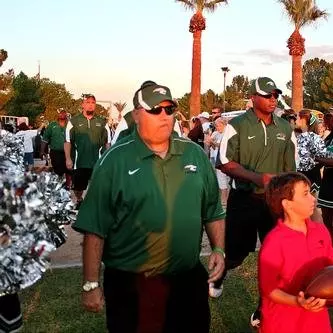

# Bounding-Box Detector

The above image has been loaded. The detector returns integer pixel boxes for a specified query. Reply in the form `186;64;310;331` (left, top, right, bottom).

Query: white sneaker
250;310;261;329
209;282;223;298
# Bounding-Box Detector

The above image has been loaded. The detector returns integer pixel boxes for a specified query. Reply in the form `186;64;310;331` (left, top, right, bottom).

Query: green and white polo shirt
42;121;66;151
65;113;111;169
218;108;296;191
73;129;225;275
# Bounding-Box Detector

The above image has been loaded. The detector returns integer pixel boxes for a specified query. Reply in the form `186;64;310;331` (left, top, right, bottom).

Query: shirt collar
132;128;183;160
247;108;278;126
277;218;316;234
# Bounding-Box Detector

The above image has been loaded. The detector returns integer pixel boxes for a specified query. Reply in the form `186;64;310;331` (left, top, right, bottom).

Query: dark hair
192;117;201;128
299;109;317;132
18;122;29;131
266;172;311;218
324;112;333;131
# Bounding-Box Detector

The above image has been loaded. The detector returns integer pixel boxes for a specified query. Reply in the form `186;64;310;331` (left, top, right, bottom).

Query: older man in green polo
73;81;226;333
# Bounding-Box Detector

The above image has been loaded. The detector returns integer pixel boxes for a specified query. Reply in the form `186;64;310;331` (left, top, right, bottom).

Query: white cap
198;112;210;119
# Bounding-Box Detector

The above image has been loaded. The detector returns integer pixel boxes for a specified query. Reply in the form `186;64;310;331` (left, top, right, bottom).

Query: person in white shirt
15;122;42;170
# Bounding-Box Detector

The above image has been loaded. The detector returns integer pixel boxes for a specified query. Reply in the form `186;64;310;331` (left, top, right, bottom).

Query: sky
2;0;333;114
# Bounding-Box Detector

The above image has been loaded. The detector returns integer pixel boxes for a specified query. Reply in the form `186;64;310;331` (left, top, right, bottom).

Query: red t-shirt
259;219;333;333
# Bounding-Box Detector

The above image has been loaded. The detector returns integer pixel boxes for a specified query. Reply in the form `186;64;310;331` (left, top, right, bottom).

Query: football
305;266;333;304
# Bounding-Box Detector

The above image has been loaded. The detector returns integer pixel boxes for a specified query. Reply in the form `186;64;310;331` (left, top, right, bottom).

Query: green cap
249;77;282;96
133;81;177;110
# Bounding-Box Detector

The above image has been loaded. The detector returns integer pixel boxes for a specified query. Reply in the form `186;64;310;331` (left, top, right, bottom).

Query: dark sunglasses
256;92;279;99
145;105;177;115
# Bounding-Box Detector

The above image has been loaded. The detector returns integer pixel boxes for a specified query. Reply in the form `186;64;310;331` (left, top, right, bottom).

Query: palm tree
113;101;127;122
278;0;328;112
0;49;8;67
176;0;227;117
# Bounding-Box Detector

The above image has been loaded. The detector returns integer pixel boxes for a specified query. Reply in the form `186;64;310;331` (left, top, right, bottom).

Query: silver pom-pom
0;130;75;295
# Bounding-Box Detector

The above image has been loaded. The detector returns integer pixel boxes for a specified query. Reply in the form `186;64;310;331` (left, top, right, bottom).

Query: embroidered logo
184;164;197;173
153;88;167;95
276;133;286;141
128;168;140;175
248;135;256;140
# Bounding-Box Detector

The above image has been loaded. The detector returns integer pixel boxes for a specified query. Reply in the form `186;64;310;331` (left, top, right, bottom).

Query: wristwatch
82;281;99;292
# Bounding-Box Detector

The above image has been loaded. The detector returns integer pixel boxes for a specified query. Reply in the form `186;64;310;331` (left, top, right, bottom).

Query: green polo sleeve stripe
219;123;239;164
42;125;51;143
65;120;73;143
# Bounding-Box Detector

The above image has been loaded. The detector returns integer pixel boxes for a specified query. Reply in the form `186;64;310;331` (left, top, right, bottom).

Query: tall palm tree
278;0;328;112
0;49;8;67
113;101;127;122
176;0;227;117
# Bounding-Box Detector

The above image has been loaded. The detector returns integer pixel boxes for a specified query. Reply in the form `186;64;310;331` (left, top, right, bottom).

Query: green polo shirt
42;121;66;151
218;109;296;191
65;113;110;169
73;129;225;276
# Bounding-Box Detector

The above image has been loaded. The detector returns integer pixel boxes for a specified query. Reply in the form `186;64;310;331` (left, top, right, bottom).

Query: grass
20;254;260;333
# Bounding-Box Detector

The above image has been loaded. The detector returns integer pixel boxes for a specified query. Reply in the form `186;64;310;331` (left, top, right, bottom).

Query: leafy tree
200;89;223;113
5;72;44;125
39;78;74;122
0;49;8;67
315;63;333;111
177;93;191;119
176;0;228;117
278;0;328;112
0;69;15;112
224;75;250;111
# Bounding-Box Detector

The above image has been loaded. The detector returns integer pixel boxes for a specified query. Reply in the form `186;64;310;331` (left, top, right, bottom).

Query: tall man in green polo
73;81;226;333
64;94;111;209
215;77;296;328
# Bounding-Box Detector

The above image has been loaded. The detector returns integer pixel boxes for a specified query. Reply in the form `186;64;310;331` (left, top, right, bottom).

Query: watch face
83;281;98;292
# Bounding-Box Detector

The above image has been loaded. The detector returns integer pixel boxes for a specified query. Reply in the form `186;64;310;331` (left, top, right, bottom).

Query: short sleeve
218;123;239;165
72;164;114;237
284;131;296;172
259;233;283;296
42;125;51;143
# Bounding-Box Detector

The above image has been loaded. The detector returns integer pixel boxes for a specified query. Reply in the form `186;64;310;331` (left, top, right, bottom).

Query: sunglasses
256;92;279;99
145;105;177;115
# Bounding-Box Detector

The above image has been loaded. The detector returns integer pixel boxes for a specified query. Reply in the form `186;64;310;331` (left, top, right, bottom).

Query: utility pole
221;67;230;112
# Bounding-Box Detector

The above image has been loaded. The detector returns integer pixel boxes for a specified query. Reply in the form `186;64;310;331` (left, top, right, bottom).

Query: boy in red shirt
259;172;333;333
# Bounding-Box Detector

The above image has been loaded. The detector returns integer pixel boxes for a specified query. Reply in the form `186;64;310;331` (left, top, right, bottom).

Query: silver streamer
0;131;75;295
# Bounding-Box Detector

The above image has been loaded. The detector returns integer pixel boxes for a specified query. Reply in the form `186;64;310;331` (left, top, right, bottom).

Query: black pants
103;263;210;333
50;149;71;177
0;293;22;333
215;189;275;287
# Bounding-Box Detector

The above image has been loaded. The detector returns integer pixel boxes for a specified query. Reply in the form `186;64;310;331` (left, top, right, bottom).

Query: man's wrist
212;246;226;258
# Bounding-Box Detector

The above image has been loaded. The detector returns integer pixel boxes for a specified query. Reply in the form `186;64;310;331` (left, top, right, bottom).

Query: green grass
20;254;259;333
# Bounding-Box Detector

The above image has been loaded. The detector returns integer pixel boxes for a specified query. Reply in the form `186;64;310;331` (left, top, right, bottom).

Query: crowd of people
1;76;333;333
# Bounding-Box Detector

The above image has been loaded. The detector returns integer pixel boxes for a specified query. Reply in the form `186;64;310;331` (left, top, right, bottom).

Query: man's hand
82;287;104;313
66;158;73;170
253;173;275;189
297;291;326;312
207;252;225;283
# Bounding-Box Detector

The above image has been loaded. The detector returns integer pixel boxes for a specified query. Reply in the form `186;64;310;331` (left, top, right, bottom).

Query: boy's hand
297;291;326;312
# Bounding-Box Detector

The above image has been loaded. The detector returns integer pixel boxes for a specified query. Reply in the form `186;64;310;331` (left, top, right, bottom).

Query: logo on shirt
248;135;256;140
79;123;84;127
96;123;101;127
128;168;140;175
276;133;286;141
184;164;197;173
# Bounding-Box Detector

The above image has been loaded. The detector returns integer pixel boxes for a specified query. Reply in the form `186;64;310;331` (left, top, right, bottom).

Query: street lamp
221;67;230;112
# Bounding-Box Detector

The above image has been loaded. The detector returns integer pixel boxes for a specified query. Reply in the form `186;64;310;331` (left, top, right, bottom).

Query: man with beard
64;94;111;209
215;77;296;328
